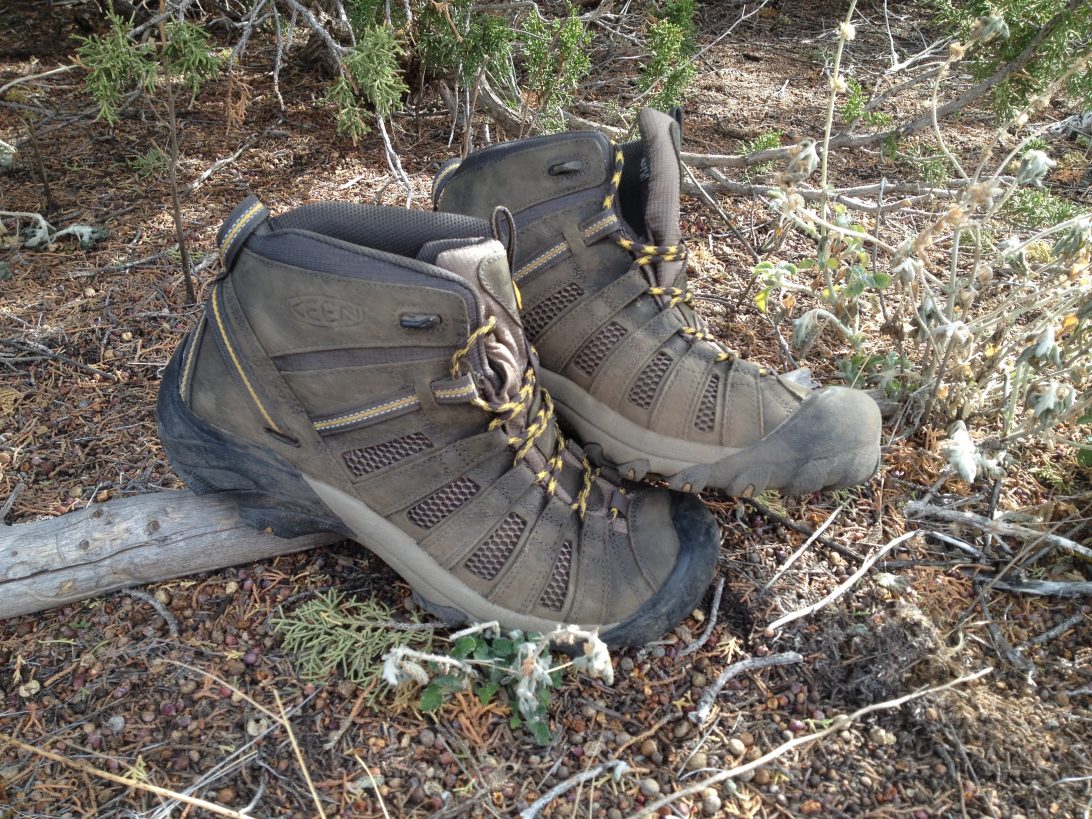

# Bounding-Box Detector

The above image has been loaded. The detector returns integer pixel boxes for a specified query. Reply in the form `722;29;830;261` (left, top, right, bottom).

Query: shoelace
603;145;739;364
450;316;603;519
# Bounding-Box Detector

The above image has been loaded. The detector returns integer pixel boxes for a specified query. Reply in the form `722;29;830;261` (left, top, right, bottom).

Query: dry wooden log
0;490;342;620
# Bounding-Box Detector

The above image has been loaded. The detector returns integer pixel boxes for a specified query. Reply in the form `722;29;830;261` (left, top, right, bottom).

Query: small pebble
619;657;634;672
687;752;708;771
728;738;747;756
418;728;435;747
702;795;722;816
753;769;771;786
107;715;125;733
639;778;660;797
691;672;707;687
639;739;658;757
608;810;623;819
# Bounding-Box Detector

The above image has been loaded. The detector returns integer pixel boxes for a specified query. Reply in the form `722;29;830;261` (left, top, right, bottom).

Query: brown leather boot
157;197;719;645
434;110;882;496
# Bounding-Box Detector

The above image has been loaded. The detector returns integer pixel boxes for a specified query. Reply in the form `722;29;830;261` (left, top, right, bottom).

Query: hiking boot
433;109;882;496
157;196;719;645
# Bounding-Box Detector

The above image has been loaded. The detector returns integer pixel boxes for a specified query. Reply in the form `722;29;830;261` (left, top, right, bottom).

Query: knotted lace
450;316;601;518
602;145;740;364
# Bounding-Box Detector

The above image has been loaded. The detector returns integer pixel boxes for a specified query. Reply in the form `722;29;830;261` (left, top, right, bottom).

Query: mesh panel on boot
523;283;584;339
407;477;480;528
540;541;573;611
628;351;673;409
273;202;490;258
465;512;527;580
695;375;719;432
343;432;433;477
573;323;627;376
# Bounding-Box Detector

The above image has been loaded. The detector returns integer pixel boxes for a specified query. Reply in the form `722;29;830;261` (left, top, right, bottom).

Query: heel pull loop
217;196;270;274
490;206;517;274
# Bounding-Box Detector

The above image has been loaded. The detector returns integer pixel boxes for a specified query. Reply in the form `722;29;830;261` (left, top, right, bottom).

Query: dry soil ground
1;0;1090;817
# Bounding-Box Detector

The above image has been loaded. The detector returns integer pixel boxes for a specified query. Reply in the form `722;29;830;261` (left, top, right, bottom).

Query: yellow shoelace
603;145;738;364
450;317;601;518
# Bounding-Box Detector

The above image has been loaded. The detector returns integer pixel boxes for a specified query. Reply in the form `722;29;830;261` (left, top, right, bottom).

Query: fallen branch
766;531;919;632
630;667;993;818
907;500;1092;563
0;490;341;620
690;652;804;725
678;575;725;658
519;760;629;819
963;572;1092;598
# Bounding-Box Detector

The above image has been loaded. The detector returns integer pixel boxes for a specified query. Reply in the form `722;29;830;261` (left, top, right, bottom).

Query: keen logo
287;296;364;328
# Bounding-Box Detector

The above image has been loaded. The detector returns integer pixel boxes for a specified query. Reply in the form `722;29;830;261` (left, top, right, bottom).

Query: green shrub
932;0;1092;117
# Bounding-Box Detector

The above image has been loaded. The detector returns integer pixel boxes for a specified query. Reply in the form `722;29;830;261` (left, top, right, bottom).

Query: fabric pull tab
431;374;479;405
490;206;518;274
217;195;269;271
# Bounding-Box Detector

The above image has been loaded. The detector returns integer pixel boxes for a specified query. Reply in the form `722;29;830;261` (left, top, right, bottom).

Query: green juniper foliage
520;6;592;131
76;14;221;124
839;78;892;127
76;12;157;125
639;19;697;110
639;0;698;109
933;0;1092;117
328;25;409;140
273;591;432;702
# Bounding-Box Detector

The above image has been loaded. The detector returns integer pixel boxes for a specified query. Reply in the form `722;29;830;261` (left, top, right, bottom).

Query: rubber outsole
542;369;882;496
156;337;720;647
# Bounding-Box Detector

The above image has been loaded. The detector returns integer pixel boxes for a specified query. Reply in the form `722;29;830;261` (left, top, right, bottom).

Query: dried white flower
977;14;1009;41
892;256;924;286
1016;150;1056;188
939;420;979;483
1018;325;1063;367
1027;381;1074;426
785;139;820;181
838;21;856;41
572;632;614;685
948;41;966;61
832;76;849;94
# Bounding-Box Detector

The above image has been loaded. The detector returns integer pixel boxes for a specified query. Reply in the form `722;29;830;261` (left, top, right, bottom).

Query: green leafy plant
273;591;433;703
932;0;1092;118
327;25;409;141
163;20;222;100
839;78;892;127
130;146;169;178
382;623;613;745
639;18;697;110
741;130;783;179
519;6;592;131
75;12;157;124
1004;187;1085;227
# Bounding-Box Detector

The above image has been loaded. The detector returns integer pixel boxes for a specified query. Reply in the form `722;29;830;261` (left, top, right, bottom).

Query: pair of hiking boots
157;109;881;646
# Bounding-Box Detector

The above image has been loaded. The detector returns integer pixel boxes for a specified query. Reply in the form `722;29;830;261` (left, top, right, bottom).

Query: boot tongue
633;109;681;288
422;238;528;406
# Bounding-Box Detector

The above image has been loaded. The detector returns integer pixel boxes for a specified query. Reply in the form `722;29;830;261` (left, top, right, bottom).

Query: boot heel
157;340;350;539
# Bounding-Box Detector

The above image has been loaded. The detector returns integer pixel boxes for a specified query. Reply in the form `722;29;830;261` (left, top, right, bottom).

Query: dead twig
678;575;725;658
1025;612;1086;646
1;482;26;525
0;338;120;382
740;496;865;562
273;689;328;819
765;503;846;589
124;588;181;638
0;734;253;819
907;500;1092;563
963;572;1092;598
690;652;803;725
631;667;993;818
766;531;918;632
519;760;629;819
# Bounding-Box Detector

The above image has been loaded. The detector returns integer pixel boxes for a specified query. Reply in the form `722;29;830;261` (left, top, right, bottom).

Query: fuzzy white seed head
838;22;856;41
